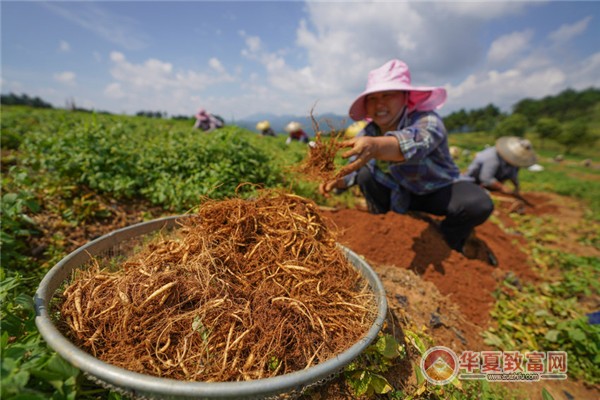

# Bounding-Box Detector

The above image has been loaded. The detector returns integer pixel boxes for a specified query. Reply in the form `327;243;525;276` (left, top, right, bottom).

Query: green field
1;106;599;399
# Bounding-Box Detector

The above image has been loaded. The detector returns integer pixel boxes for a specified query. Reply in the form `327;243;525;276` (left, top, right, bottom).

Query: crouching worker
464;137;537;195
194;108;224;132
285;122;309;145
256;120;276;137
319;59;493;252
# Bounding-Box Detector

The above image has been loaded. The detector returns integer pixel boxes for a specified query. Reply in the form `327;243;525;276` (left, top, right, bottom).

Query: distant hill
232;112;351;136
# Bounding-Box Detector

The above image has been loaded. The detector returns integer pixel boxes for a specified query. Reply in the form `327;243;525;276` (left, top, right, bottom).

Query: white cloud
569;52;600;90
447;15;596;114
487;30;533;65
514;52;552;72
442;15;596;114
110;51;126;63
237;2;495;116
237;2;421;115
104;52;235;115
434;1;535;20
446;67;566;113
240;31;297;89
104;82;125;99
2;79;23;93
239;1;586;118
28;2;593;120
245;35;262;53
208;58;225;74
549;16;592;44
54;71;76;86
59;40;71;52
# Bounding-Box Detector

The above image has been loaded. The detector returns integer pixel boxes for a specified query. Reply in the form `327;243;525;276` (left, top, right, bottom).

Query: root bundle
58;190;377;382
296;130;344;182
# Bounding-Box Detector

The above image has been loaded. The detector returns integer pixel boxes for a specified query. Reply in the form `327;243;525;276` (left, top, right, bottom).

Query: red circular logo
420;346;459;385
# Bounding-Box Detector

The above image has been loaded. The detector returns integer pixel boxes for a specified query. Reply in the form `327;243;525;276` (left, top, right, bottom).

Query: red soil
320;193;542;331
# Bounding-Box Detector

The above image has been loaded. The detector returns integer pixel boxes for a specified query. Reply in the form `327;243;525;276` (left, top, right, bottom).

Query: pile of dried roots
58;190;377;382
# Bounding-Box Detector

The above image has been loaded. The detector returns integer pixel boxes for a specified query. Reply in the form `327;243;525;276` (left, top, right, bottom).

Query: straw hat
345;120;368;138
256;120;270;130
449;146;461;160
349;59;447;121
285;121;303;133
495;136;537;168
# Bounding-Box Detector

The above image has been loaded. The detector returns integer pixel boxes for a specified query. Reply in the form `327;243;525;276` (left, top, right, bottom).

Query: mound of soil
319;192;550;352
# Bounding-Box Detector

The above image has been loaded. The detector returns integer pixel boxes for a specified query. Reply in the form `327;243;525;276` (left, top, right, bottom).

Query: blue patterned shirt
343;109;460;213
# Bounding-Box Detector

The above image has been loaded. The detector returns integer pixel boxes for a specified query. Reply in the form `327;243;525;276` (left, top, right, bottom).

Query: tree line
443;87;600;132
1;93;53;109
443;87;599;154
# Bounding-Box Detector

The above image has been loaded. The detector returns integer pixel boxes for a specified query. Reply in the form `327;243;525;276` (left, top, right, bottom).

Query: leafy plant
484;275;600;384
0;172;40;271
1;274;80;399
17;109;285;212
344;333;405;397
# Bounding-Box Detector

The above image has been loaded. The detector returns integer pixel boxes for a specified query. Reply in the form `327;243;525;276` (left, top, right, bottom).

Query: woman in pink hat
320;59;493;253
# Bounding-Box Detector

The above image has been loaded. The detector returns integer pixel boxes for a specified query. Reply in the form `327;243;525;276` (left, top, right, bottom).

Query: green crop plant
344;333;406;397
484;272;600;384
1;168;41;276
1;274;82;399
12;107;285;213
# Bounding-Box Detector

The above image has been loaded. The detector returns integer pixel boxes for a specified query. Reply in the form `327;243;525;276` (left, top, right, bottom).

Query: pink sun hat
349;59;447;121
196;108;208;120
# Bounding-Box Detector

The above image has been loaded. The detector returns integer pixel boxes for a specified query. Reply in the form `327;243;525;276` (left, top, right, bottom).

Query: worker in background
194;108;224;132
345;120;369;139
285;121;309;145
464;136;537;195
256;120;276;136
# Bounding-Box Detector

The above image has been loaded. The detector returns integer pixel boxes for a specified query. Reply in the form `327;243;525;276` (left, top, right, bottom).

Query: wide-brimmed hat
349;59;447;121
256;120;270;130
495;136;537;168
285;121;303;133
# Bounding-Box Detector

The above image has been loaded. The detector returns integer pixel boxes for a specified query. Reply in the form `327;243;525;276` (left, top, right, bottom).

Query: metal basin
35;216;387;399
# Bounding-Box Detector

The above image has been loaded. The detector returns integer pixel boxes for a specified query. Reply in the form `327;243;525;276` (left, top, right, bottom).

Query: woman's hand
336;136;404;177
319;135;405;197
319;178;346;198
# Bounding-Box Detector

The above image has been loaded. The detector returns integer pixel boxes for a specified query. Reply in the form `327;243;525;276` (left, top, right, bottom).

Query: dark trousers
357;166;494;251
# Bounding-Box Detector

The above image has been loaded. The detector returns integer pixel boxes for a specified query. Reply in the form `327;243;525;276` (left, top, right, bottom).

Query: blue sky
2;1;599;120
